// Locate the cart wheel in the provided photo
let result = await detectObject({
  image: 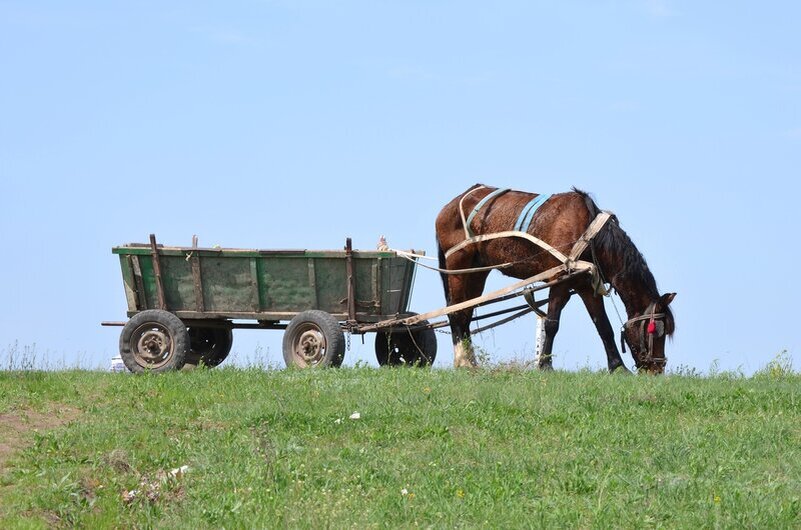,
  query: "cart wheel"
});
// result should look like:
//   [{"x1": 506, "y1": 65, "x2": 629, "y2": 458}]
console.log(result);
[
  {"x1": 282, "y1": 310, "x2": 345, "y2": 368},
  {"x1": 119, "y1": 310, "x2": 189, "y2": 373},
  {"x1": 375, "y1": 323, "x2": 437, "y2": 367},
  {"x1": 187, "y1": 326, "x2": 233, "y2": 367}
]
